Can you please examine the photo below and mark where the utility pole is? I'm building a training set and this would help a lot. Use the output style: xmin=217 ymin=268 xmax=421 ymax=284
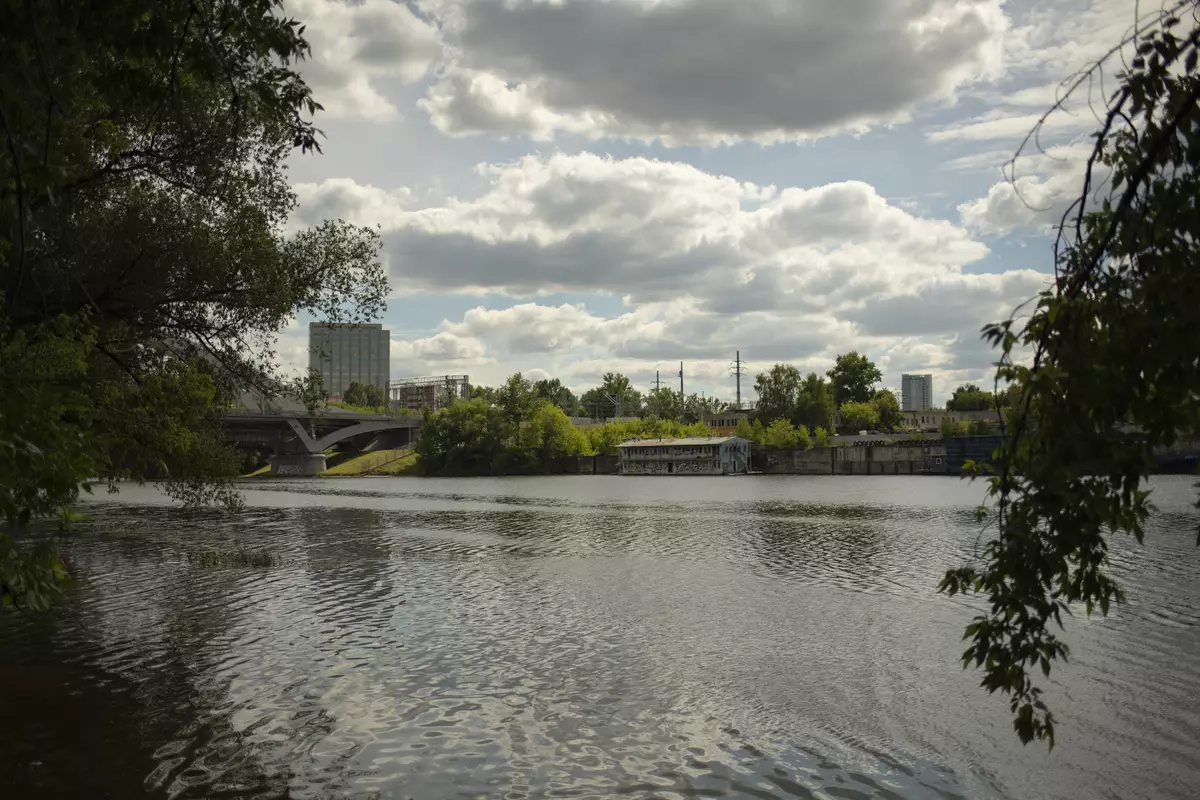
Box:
xmin=730 ymin=350 xmax=746 ymax=410
xmin=652 ymin=370 xmax=662 ymax=391
xmin=679 ymin=361 xmax=685 ymax=419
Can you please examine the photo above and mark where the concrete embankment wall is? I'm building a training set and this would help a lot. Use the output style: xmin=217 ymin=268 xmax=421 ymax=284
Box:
xmin=752 ymin=444 xmax=950 ymax=475
xmin=568 ymin=455 xmax=620 ymax=475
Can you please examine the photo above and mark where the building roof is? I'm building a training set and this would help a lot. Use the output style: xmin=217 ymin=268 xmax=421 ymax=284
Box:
xmin=617 ymin=436 xmax=744 ymax=448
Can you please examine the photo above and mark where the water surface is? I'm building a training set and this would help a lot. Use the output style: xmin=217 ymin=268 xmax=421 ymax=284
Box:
xmin=2 ymin=476 xmax=1198 ymax=799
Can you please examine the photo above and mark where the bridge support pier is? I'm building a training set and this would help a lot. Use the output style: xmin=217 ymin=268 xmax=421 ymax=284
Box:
xmin=269 ymin=452 xmax=327 ymax=477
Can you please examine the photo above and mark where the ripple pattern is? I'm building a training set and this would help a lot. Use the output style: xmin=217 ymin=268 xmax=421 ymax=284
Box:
xmin=1 ymin=475 xmax=1197 ymax=799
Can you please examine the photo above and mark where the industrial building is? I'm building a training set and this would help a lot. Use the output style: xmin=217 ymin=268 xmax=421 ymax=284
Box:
xmin=618 ymin=436 xmax=750 ymax=475
xmin=308 ymin=322 xmax=390 ymax=399
xmin=390 ymin=375 xmax=470 ymax=413
xmin=901 ymin=373 xmax=934 ymax=411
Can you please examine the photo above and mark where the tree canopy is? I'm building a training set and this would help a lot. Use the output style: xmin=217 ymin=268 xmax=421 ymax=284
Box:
xmin=753 ymin=364 xmax=836 ymax=430
xmin=343 ymin=381 xmax=385 ymax=410
xmin=947 ymin=384 xmax=1000 ymax=412
xmin=870 ymin=389 xmax=902 ymax=432
xmin=827 ymin=352 xmax=882 ymax=406
xmin=1 ymin=0 xmax=385 ymax=608
xmin=940 ymin=2 xmax=1200 ymax=748
xmin=533 ymin=378 xmax=577 ymax=413
xmin=580 ymin=372 xmax=642 ymax=418
xmin=838 ymin=401 xmax=879 ymax=432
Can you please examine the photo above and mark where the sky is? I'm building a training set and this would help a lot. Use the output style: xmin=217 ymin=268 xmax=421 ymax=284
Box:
xmin=275 ymin=0 xmax=1145 ymax=405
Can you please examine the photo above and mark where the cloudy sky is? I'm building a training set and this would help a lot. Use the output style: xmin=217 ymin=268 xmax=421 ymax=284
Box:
xmin=279 ymin=0 xmax=1141 ymax=405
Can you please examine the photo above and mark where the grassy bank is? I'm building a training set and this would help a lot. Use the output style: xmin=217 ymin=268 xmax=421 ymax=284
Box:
xmin=321 ymin=449 xmax=416 ymax=477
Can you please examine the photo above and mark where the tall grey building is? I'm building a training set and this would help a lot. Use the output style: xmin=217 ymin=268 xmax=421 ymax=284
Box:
xmin=308 ymin=322 xmax=390 ymax=399
xmin=901 ymin=374 xmax=934 ymax=411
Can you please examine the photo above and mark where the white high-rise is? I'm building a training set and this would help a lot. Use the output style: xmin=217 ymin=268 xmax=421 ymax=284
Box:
xmin=308 ymin=322 xmax=390 ymax=399
xmin=901 ymin=374 xmax=934 ymax=411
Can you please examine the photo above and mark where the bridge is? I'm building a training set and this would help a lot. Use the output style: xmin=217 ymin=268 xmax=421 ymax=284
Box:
xmin=224 ymin=393 xmax=422 ymax=476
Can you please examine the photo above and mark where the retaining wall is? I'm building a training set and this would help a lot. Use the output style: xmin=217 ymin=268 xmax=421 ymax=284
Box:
xmin=751 ymin=444 xmax=949 ymax=475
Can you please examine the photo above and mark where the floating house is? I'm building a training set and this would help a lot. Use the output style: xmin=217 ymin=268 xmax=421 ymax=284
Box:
xmin=617 ymin=436 xmax=750 ymax=475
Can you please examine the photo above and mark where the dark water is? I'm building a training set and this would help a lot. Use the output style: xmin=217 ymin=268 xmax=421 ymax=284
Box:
xmin=2 ymin=476 xmax=1198 ymax=800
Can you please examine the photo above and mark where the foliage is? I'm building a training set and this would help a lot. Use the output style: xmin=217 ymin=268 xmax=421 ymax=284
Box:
xmin=940 ymin=416 xmax=970 ymax=439
xmin=947 ymin=384 xmax=992 ymax=412
xmin=827 ymin=352 xmax=882 ymax=405
xmin=644 ymin=387 xmax=681 ymax=420
xmin=753 ymin=365 xmax=836 ymax=430
xmin=754 ymin=364 xmax=802 ymax=423
xmin=583 ymin=418 xmax=713 ymax=455
xmin=533 ymin=378 xmax=577 ymax=413
xmin=683 ymin=393 xmax=721 ymax=423
xmin=0 ymin=0 xmax=387 ymax=605
xmin=343 ymin=381 xmax=385 ymax=410
xmin=813 ymin=426 xmax=830 ymax=447
xmin=939 ymin=3 xmax=1200 ymax=749
xmin=498 ymin=373 xmax=539 ymax=430
xmin=762 ymin=419 xmax=799 ymax=449
xmin=839 ymin=401 xmax=879 ymax=432
xmin=580 ymin=372 xmax=642 ymax=418
xmin=795 ymin=372 xmax=837 ymax=431
xmin=416 ymin=396 xmax=588 ymax=475
xmin=735 ymin=418 xmax=756 ymax=441
xmin=761 ymin=419 xmax=812 ymax=450
xmin=870 ymin=389 xmax=903 ymax=432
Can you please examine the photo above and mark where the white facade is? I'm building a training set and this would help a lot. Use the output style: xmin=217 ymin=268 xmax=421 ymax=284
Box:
xmin=901 ymin=374 xmax=934 ymax=411
xmin=309 ymin=323 xmax=390 ymax=399
xmin=618 ymin=436 xmax=750 ymax=476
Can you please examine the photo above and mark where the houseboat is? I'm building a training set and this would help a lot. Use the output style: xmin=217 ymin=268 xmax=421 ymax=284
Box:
xmin=617 ymin=436 xmax=750 ymax=475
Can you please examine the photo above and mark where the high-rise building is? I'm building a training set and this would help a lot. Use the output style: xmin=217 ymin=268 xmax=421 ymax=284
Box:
xmin=901 ymin=373 xmax=934 ymax=411
xmin=308 ymin=322 xmax=390 ymax=399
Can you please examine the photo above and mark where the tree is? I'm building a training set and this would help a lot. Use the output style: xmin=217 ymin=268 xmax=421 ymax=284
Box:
xmin=794 ymin=372 xmax=836 ymax=431
xmin=292 ymin=369 xmax=327 ymax=416
xmin=940 ymin=416 xmax=968 ymax=439
xmin=341 ymin=381 xmax=383 ymax=409
xmin=813 ymin=426 xmax=830 ymax=447
xmin=871 ymin=389 xmax=902 ymax=432
xmin=644 ymin=387 xmax=681 ymax=420
xmin=520 ymin=402 xmax=588 ymax=464
xmin=497 ymin=374 xmax=538 ymax=433
xmin=947 ymin=384 xmax=997 ymax=412
xmin=582 ymin=372 xmax=642 ymax=418
xmin=470 ymin=385 xmax=500 ymax=406
xmin=762 ymin=419 xmax=801 ymax=449
xmin=682 ymin=393 xmax=719 ymax=423
xmin=1 ymin=0 xmax=386 ymax=607
xmin=754 ymin=363 xmax=802 ymax=422
xmin=734 ymin=418 xmax=756 ymax=441
xmin=533 ymin=378 xmax=577 ymax=414
xmin=940 ymin=3 xmax=1200 ymax=748
xmin=827 ymin=352 xmax=882 ymax=405
xmin=839 ymin=401 xmax=879 ymax=432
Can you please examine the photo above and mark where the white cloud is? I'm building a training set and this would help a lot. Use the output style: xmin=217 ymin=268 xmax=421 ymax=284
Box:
xmin=927 ymin=0 xmax=1145 ymax=147
xmin=298 ymin=153 xmax=1002 ymax=319
xmin=292 ymin=179 xmax=415 ymax=229
xmin=958 ymin=142 xmax=1103 ymax=234
xmin=418 ymin=0 xmax=1008 ymax=145
xmin=288 ymin=0 xmax=441 ymax=122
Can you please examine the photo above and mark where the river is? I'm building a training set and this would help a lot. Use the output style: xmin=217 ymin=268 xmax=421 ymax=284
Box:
xmin=1 ymin=476 xmax=1198 ymax=799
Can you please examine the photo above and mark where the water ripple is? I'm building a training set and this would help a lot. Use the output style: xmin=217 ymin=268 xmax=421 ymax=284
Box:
xmin=1 ymin=476 xmax=1197 ymax=799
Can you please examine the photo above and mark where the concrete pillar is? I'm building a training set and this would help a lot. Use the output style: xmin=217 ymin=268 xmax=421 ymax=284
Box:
xmin=269 ymin=452 xmax=327 ymax=477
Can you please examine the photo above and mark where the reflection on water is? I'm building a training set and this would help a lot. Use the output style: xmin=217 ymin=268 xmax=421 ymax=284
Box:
xmin=1 ymin=476 xmax=1198 ymax=799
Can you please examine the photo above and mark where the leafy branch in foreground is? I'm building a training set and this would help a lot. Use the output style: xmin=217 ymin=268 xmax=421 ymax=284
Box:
xmin=940 ymin=2 xmax=1200 ymax=748
xmin=1 ymin=1 xmax=387 ymax=606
